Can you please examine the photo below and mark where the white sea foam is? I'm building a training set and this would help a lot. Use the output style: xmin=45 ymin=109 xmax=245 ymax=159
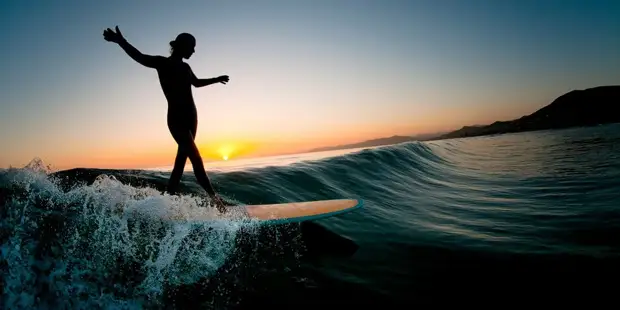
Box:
xmin=0 ymin=160 xmax=259 ymax=309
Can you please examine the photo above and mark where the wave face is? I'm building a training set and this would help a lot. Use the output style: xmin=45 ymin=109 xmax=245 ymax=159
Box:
xmin=2 ymin=124 xmax=620 ymax=308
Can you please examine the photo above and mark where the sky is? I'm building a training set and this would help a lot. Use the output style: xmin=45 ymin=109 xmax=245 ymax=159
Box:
xmin=1 ymin=0 xmax=619 ymax=170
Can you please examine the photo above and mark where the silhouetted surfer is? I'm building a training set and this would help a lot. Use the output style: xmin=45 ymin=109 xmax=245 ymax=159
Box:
xmin=103 ymin=26 xmax=228 ymax=212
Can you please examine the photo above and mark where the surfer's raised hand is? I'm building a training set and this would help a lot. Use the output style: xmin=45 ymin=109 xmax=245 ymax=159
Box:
xmin=103 ymin=26 xmax=125 ymax=44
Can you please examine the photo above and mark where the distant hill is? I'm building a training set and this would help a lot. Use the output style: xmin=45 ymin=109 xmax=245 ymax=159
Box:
xmin=307 ymin=133 xmax=440 ymax=153
xmin=433 ymin=85 xmax=620 ymax=140
xmin=305 ymin=85 xmax=620 ymax=153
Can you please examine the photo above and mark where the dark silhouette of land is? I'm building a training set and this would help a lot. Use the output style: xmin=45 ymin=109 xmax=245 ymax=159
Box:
xmin=306 ymin=85 xmax=620 ymax=152
xmin=434 ymin=85 xmax=620 ymax=140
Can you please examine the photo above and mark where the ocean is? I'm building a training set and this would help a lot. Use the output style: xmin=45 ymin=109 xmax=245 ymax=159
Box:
xmin=2 ymin=124 xmax=620 ymax=309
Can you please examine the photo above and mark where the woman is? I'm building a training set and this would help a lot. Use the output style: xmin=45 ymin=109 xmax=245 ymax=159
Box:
xmin=103 ymin=26 xmax=229 ymax=211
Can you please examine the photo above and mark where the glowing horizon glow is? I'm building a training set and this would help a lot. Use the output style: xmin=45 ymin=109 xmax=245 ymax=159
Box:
xmin=1 ymin=1 xmax=619 ymax=170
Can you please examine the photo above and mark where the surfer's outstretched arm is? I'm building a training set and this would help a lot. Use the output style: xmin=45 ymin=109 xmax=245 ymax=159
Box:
xmin=187 ymin=65 xmax=230 ymax=87
xmin=103 ymin=26 xmax=163 ymax=69
xmin=192 ymin=77 xmax=227 ymax=87
xmin=117 ymin=39 xmax=164 ymax=69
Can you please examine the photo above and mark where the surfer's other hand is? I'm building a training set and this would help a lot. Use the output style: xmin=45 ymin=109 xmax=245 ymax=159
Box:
xmin=103 ymin=26 xmax=125 ymax=44
xmin=217 ymin=75 xmax=229 ymax=84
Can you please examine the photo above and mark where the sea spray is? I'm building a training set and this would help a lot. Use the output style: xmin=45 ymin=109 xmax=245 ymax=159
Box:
xmin=0 ymin=161 xmax=250 ymax=309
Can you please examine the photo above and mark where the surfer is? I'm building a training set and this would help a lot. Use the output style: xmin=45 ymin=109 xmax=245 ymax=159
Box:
xmin=103 ymin=26 xmax=228 ymax=212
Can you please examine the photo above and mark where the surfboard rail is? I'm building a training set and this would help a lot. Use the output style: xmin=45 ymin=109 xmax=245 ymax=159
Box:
xmin=244 ymin=198 xmax=363 ymax=225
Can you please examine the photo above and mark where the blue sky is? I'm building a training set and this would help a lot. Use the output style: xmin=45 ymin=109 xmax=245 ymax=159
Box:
xmin=1 ymin=0 xmax=619 ymax=168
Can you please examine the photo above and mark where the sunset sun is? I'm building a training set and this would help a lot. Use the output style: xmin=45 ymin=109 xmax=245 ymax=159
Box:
xmin=217 ymin=144 xmax=235 ymax=161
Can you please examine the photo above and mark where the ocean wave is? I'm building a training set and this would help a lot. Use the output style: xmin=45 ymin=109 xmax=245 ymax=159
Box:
xmin=2 ymin=126 xmax=620 ymax=307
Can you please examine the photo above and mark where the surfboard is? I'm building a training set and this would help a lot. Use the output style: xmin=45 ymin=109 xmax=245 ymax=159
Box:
xmin=236 ymin=198 xmax=363 ymax=225
xmin=162 ymin=198 xmax=363 ymax=225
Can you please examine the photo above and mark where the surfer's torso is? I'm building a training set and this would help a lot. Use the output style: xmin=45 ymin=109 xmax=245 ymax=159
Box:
xmin=155 ymin=57 xmax=197 ymax=122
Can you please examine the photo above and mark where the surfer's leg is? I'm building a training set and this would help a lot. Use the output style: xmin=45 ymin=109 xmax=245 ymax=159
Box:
xmin=167 ymin=147 xmax=188 ymax=195
xmin=166 ymin=122 xmax=197 ymax=195
xmin=175 ymin=131 xmax=218 ymax=197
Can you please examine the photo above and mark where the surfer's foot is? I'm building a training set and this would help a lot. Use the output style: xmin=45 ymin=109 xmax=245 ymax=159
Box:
xmin=197 ymin=194 xmax=229 ymax=213
xmin=216 ymin=204 xmax=227 ymax=214
xmin=205 ymin=201 xmax=227 ymax=214
xmin=210 ymin=194 xmax=229 ymax=213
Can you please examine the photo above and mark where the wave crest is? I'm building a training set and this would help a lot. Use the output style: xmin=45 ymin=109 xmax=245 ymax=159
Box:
xmin=0 ymin=162 xmax=244 ymax=309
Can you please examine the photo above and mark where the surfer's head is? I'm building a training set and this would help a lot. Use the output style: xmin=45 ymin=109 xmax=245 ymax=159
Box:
xmin=169 ymin=33 xmax=196 ymax=59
